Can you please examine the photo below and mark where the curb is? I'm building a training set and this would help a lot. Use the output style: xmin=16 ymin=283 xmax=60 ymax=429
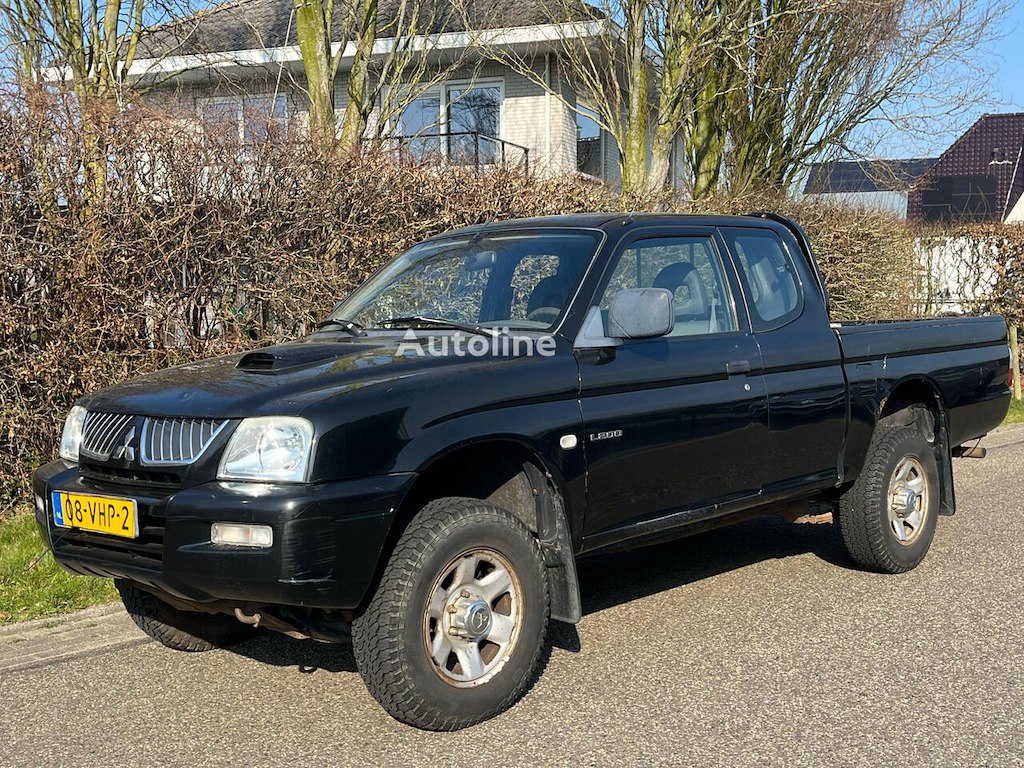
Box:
xmin=0 ymin=600 xmax=146 ymax=674
xmin=0 ymin=600 xmax=121 ymax=638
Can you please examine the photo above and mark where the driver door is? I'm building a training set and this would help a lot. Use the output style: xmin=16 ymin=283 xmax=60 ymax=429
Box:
xmin=576 ymin=230 xmax=769 ymax=546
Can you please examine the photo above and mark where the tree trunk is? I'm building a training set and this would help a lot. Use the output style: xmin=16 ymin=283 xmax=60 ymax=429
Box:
xmin=619 ymin=0 xmax=650 ymax=198
xmin=685 ymin=71 xmax=729 ymax=200
xmin=76 ymin=88 xmax=113 ymax=209
xmin=648 ymin=127 xmax=674 ymax=193
xmin=295 ymin=0 xmax=337 ymax=143
xmin=340 ymin=0 xmax=378 ymax=150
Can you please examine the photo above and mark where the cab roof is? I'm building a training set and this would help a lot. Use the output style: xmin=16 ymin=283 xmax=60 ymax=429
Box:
xmin=430 ymin=212 xmax=782 ymax=239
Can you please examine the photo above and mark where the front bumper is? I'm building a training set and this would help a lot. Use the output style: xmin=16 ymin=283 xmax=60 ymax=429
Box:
xmin=33 ymin=460 xmax=415 ymax=611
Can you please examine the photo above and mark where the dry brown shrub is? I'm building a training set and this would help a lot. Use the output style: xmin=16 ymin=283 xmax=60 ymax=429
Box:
xmin=0 ymin=92 xmax=918 ymax=510
xmin=916 ymin=223 xmax=1024 ymax=326
xmin=677 ymin=190 xmax=920 ymax=321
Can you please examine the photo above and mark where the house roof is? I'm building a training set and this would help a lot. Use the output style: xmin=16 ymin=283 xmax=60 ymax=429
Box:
xmin=907 ymin=112 xmax=1024 ymax=223
xmin=135 ymin=0 xmax=598 ymax=60
xmin=803 ymin=159 xmax=937 ymax=195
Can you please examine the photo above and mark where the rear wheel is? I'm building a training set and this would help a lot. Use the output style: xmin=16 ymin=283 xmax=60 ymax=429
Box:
xmin=352 ymin=497 xmax=549 ymax=731
xmin=837 ymin=424 xmax=939 ymax=573
xmin=116 ymin=580 xmax=252 ymax=652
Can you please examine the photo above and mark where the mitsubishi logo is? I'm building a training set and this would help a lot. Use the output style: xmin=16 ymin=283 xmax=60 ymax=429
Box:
xmin=112 ymin=426 xmax=136 ymax=462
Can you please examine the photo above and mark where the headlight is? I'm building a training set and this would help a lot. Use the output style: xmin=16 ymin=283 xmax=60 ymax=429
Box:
xmin=59 ymin=406 xmax=87 ymax=462
xmin=217 ymin=416 xmax=314 ymax=483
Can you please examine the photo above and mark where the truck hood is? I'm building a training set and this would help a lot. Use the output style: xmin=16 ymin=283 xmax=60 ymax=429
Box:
xmin=80 ymin=335 xmax=508 ymax=418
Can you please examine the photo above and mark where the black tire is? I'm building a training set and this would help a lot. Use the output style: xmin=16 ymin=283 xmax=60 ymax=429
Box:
xmin=352 ymin=497 xmax=549 ymax=731
xmin=116 ymin=580 xmax=252 ymax=652
xmin=837 ymin=424 xmax=940 ymax=573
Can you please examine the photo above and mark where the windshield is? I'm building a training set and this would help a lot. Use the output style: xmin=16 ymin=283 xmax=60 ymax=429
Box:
xmin=329 ymin=230 xmax=603 ymax=332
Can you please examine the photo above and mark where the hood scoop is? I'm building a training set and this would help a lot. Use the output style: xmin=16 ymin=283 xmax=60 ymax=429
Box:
xmin=236 ymin=344 xmax=364 ymax=373
xmin=236 ymin=352 xmax=278 ymax=371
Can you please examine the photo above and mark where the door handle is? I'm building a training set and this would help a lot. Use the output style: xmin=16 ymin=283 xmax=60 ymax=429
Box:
xmin=726 ymin=360 xmax=751 ymax=375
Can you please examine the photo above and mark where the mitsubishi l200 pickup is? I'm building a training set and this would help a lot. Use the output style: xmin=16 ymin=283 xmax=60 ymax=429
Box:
xmin=33 ymin=213 xmax=1011 ymax=730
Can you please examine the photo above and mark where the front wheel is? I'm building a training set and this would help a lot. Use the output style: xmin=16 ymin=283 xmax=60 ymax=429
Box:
xmin=352 ymin=497 xmax=549 ymax=731
xmin=116 ymin=580 xmax=253 ymax=652
xmin=837 ymin=424 xmax=940 ymax=573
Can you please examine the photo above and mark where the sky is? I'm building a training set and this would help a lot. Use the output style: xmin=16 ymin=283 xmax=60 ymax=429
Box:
xmin=907 ymin=2 xmax=1024 ymax=157
xmin=987 ymin=3 xmax=1024 ymax=111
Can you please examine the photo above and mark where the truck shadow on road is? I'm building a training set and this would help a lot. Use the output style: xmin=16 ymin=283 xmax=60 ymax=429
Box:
xmin=230 ymin=632 xmax=359 ymax=674
xmin=576 ymin=514 xmax=850 ymax=617
xmin=226 ymin=514 xmax=848 ymax=672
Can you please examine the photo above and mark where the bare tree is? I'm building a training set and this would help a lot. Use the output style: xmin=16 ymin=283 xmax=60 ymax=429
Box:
xmin=471 ymin=0 xmax=812 ymax=196
xmin=295 ymin=0 xmax=470 ymax=149
xmin=475 ymin=0 xmax=1005 ymax=199
xmin=720 ymin=0 xmax=1008 ymax=194
xmin=1 ymin=0 xmax=45 ymax=81
xmin=343 ymin=0 xmax=468 ymax=146
xmin=293 ymin=0 xmax=344 ymax=142
xmin=467 ymin=1 xmax=664 ymax=196
xmin=0 ymin=0 xmax=199 ymax=197
xmin=337 ymin=0 xmax=375 ymax=146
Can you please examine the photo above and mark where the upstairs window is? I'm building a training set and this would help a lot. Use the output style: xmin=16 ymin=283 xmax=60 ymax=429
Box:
xmin=198 ymin=94 xmax=288 ymax=143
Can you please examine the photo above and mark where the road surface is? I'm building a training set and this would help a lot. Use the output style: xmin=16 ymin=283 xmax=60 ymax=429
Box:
xmin=2 ymin=426 xmax=1023 ymax=767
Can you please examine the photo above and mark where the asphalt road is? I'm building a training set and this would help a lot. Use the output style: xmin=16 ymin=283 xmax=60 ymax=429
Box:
xmin=3 ymin=426 xmax=1023 ymax=768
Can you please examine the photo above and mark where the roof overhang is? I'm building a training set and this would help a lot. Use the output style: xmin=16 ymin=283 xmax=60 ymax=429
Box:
xmin=43 ymin=20 xmax=607 ymax=84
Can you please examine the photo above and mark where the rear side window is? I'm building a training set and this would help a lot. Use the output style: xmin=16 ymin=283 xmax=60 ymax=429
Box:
xmin=722 ymin=229 xmax=802 ymax=330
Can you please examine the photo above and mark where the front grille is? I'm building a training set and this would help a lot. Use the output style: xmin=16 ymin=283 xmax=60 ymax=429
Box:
xmin=80 ymin=412 xmax=135 ymax=461
xmin=140 ymin=417 xmax=228 ymax=466
xmin=79 ymin=461 xmax=182 ymax=489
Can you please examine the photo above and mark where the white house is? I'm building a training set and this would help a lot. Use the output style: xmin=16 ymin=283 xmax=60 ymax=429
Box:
xmin=127 ymin=0 xmax=665 ymax=186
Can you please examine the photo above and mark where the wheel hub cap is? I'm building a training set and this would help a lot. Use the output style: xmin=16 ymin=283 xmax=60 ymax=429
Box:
xmin=887 ymin=456 xmax=929 ymax=546
xmin=449 ymin=595 xmax=493 ymax=639
xmin=893 ymin=488 xmax=918 ymax=517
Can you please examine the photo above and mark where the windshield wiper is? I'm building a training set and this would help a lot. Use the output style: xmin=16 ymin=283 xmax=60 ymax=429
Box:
xmin=381 ymin=316 xmax=502 ymax=338
xmin=314 ymin=317 xmax=366 ymax=336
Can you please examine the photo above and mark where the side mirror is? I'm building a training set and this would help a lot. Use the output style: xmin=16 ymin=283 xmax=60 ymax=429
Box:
xmin=607 ymin=288 xmax=674 ymax=339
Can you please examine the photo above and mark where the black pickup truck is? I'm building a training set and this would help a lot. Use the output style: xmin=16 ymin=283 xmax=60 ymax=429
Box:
xmin=33 ymin=213 xmax=1010 ymax=730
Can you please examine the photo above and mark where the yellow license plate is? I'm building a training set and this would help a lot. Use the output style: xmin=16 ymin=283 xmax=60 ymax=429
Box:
xmin=52 ymin=492 xmax=138 ymax=539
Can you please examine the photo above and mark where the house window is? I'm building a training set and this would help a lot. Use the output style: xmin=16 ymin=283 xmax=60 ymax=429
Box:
xmin=576 ymin=105 xmax=602 ymax=178
xmin=197 ymin=94 xmax=288 ymax=142
xmin=395 ymin=81 xmax=503 ymax=164
xmin=396 ymin=93 xmax=442 ymax=158
xmin=448 ymin=85 xmax=501 ymax=163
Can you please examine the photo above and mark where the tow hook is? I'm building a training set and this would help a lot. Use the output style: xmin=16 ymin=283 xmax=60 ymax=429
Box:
xmin=234 ymin=608 xmax=261 ymax=628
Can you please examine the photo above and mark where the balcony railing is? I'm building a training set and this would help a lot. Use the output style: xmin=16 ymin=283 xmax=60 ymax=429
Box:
xmin=384 ymin=131 xmax=530 ymax=174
